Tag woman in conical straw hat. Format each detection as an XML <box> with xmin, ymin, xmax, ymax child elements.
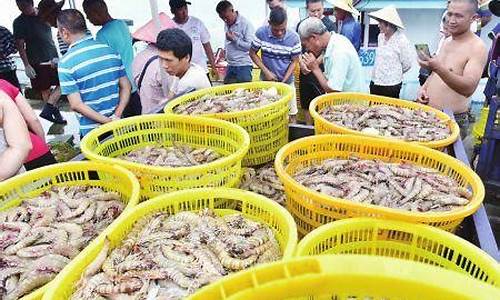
<box><xmin>369</xmin><ymin>5</ymin><xmax>414</xmax><ymax>99</ymax></box>
<box><xmin>329</xmin><ymin>0</ymin><xmax>362</xmax><ymax>51</ymax></box>
<box><xmin>132</xmin><ymin>13</ymin><xmax>176</xmax><ymax>114</ymax></box>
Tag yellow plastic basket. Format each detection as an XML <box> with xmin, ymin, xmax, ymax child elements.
<box><xmin>310</xmin><ymin>92</ymin><xmax>460</xmax><ymax>150</ymax></box>
<box><xmin>42</xmin><ymin>188</ymin><xmax>298</xmax><ymax>300</ymax></box>
<box><xmin>472</xmin><ymin>107</ymin><xmax>490</xmax><ymax>142</ymax></box>
<box><xmin>80</xmin><ymin>114</ymin><xmax>250</xmax><ymax>200</ymax></box>
<box><xmin>0</xmin><ymin>161</ymin><xmax>140</xmax><ymax>300</ymax></box>
<box><xmin>296</xmin><ymin>218</ymin><xmax>500</xmax><ymax>287</ymax></box>
<box><xmin>274</xmin><ymin>134</ymin><xmax>485</xmax><ymax>236</ymax></box>
<box><xmin>187</xmin><ymin>255</ymin><xmax>500</xmax><ymax>300</ymax></box>
<box><xmin>164</xmin><ymin>82</ymin><xmax>294</xmax><ymax>166</ymax></box>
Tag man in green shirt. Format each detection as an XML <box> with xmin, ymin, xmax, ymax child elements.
<box><xmin>82</xmin><ymin>0</ymin><xmax>140</xmax><ymax>117</ymax></box>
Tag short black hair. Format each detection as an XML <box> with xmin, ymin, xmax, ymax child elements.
<box><xmin>216</xmin><ymin>1</ymin><xmax>233</xmax><ymax>14</ymax></box>
<box><xmin>269</xmin><ymin>7</ymin><xmax>287</xmax><ymax>25</ymax></box>
<box><xmin>16</xmin><ymin>0</ymin><xmax>33</xmax><ymax>4</ymax></box>
<box><xmin>448</xmin><ymin>0</ymin><xmax>479</xmax><ymax>14</ymax></box>
<box><xmin>156</xmin><ymin>28</ymin><xmax>192</xmax><ymax>61</ymax></box>
<box><xmin>306</xmin><ymin>0</ymin><xmax>323</xmax><ymax>8</ymax></box>
<box><xmin>82</xmin><ymin>0</ymin><xmax>108</xmax><ymax>12</ymax></box>
<box><xmin>57</xmin><ymin>9</ymin><xmax>88</xmax><ymax>34</ymax></box>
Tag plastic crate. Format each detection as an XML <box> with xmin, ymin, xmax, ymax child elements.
<box><xmin>164</xmin><ymin>82</ymin><xmax>293</xmax><ymax>166</ymax></box>
<box><xmin>477</xmin><ymin>97</ymin><xmax>500</xmax><ymax>182</ymax></box>
<box><xmin>0</xmin><ymin>161</ymin><xmax>140</xmax><ymax>300</ymax></box>
<box><xmin>296</xmin><ymin>218</ymin><xmax>500</xmax><ymax>287</ymax></box>
<box><xmin>42</xmin><ymin>188</ymin><xmax>298</xmax><ymax>300</ymax></box>
<box><xmin>80</xmin><ymin>114</ymin><xmax>250</xmax><ymax>200</ymax></box>
<box><xmin>309</xmin><ymin>92</ymin><xmax>460</xmax><ymax>150</ymax></box>
<box><xmin>186</xmin><ymin>255</ymin><xmax>500</xmax><ymax>300</ymax></box>
<box><xmin>275</xmin><ymin>134</ymin><xmax>485</xmax><ymax>236</ymax></box>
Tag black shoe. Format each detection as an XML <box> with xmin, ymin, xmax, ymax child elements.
<box><xmin>51</xmin><ymin>105</ymin><xmax>67</xmax><ymax>124</ymax></box>
<box><xmin>40</xmin><ymin>104</ymin><xmax>67</xmax><ymax>125</ymax></box>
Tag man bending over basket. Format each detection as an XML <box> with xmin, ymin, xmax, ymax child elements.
<box><xmin>156</xmin><ymin>28</ymin><xmax>211</xmax><ymax>110</ymax></box>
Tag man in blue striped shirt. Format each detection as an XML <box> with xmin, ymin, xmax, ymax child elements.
<box><xmin>57</xmin><ymin>9</ymin><xmax>131</xmax><ymax>137</ymax></box>
<box><xmin>250</xmin><ymin>7</ymin><xmax>301</xmax><ymax>120</ymax></box>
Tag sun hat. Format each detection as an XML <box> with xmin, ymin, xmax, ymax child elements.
<box><xmin>132</xmin><ymin>13</ymin><xmax>177</xmax><ymax>44</ymax></box>
<box><xmin>329</xmin><ymin>0</ymin><xmax>360</xmax><ymax>16</ymax></box>
<box><xmin>368</xmin><ymin>5</ymin><xmax>405</xmax><ymax>29</ymax></box>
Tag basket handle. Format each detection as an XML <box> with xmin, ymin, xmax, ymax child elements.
<box><xmin>97</xmin><ymin>131</ymin><xmax>114</xmax><ymax>143</ymax></box>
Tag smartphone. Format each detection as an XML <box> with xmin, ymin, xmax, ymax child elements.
<box><xmin>415</xmin><ymin>44</ymin><xmax>431</xmax><ymax>59</ymax></box>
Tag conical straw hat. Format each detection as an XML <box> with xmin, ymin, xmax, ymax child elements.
<box><xmin>132</xmin><ymin>13</ymin><xmax>177</xmax><ymax>44</ymax></box>
<box><xmin>328</xmin><ymin>0</ymin><xmax>360</xmax><ymax>16</ymax></box>
<box><xmin>369</xmin><ymin>5</ymin><xmax>405</xmax><ymax>29</ymax></box>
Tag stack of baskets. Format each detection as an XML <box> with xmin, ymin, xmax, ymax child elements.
<box><xmin>309</xmin><ymin>92</ymin><xmax>460</xmax><ymax>150</ymax></box>
<box><xmin>80</xmin><ymin>114</ymin><xmax>250</xmax><ymax>200</ymax></box>
<box><xmin>186</xmin><ymin>218</ymin><xmax>500</xmax><ymax>299</ymax></box>
<box><xmin>0</xmin><ymin>162</ymin><xmax>141</xmax><ymax>299</ymax></box>
<box><xmin>273</xmin><ymin>93</ymin><xmax>483</xmax><ymax>236</ymax></box>
<box><xmin>42</xmin><ymin>188</ymin><xmax>298</xmax><ymax>299</ymax></box>
<box><xmin>2</xmin><ymin>84</ymin><xmax>495</xmax><ymax>299</ymax></box>
<box><xmin>164</xmin><ymin>82</ymin><xmax>294</xmax><ymax>166</ymax></box>
<box><xmin>186</xmin><ymin>255</ymin><xmax>499</xmax><ymax>299</ymax></box>
<box><xmin>275</xmin><ymin>134</ymin><xmax>485</xmax><ymax>236</ymax></box>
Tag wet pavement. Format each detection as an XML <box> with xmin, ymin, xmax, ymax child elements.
<box><xmin>28</xmin><ymin>99</ymin><xmax>80</xmax><ymax>145</ymax></box>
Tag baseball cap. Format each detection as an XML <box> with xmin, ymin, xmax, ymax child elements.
<box><xmin>489</xmin><ymin>0</ymin><xmax>500</xmax><ymax>17</ymax></box>
<box><xmin>169</xmin><ymin>0</ymin><xmax>191</xmax><ymax>10</ymax></box>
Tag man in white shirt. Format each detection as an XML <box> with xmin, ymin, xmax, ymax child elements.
<box><xmin>299</xmin><ymin>17</ymin><xmax>365</xmax><ymax>93</ymax></box>
<box><xmin>265</xmin><ymin>0</ymin><xmax>300</xmax><ymax>31</ymax></box>
<box><xmin>169</xmin><ymin>0</ymin><xmax>218</xmax><ymax>80</ymax></box>
<box><xmin>156</xmin><ymin>28</ymin><xmax>211</xmax><ymax>105</ymax></box>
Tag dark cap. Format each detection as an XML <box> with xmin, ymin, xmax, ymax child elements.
<box><xmin>38</xmin><ymin>0</ymin><xmax>65</xmax><ymax>19</ymax></box>
<box><xmin>489</xmin><ymin>0</ymin><xmax>500</xmax><ymax>17</ymax></box>
<box><xmin>169</xmin><ymin>0</ymin><xmax>191</xmax><ymax>10</ymax></box>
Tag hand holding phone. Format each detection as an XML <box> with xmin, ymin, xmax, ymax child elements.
<box><xmin>415</xmin><ymin>44</ymin><xmax>431</xmax><ymax>60</ymax></box>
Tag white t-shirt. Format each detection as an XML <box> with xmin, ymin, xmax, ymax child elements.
<box><xmin>167</xmin><ymin>63</ymin><xmax>211</xmax><ymax>99</ymax></box>
<box><xmin>175</xmin><ymin>16</ymin><xmax>211</xmax><ymax>71</ymax></box>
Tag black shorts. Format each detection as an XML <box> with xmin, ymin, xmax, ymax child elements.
<box><xmin>299</xmin><ymin>71</ymin><xmax>324</xmax><ymax>110</ymax></box>
<box><xmin>0</xmin><ymin>70</ymin><xmax>21</xmax><ymax>89</ymax></box>
<box><xmin>369</xmin><ymin>82</ymin><xmax>402</xmax><ymax>99</ymax></box>
<box><xmin>30</xmin><ymin>63</ymin><xmax>59</xmax><ymax>92</ymax></box>
<box><xmin>24</xmin><ymin>151</ymin><xmax>57</xmax><ymax>171</ymax></box>
<box><xmin>122</xmin><ymin>91</ymin><xmax>142</xmax><ymax>118</ymax></box>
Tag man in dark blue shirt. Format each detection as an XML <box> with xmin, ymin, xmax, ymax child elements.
<box><xmin>332</xmin><ymin>0</ymin><xmax>362</xmax><ymax>51</ymax></box>
<box><xmin>0</xmin><ymin>26</ymin><xmax>20</xmax><ymax>89</ymax></box>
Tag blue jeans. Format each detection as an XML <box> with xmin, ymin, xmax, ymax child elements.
<box><xmin>224</xmin><ymin>66</ymin><xmax>253</xmax><ymax>84</ymax></box>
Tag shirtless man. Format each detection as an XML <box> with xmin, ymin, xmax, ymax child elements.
<box><xmin>417</xmin><ymin>0</ymin><xmax>487</xmax><ymax>138</ymax></box>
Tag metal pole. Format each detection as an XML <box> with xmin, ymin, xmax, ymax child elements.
<box><xmin>149</xmin><ymin>0</ymin><xmax>161</xmax><ymax>31</ymax></box>
<box><xmin>69</xmin><ymin>0</ymin><xmax>76</xmax><ymax>9</ymax></box>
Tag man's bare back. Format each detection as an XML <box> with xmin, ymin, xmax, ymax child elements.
<box><xmin>425</xmin><ymin>32</ymin><xmax>487</xmax><ymax>113</ymax></box>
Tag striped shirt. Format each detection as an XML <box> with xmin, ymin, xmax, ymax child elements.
<box><xmin>0</xmin><ymin>26</ymin><xmax>17</xmax><ymax>72</ymax></box>
<box><xmin>58</xmin><ymin>35</ymin><xmax>126</xmax><ymax>136</ymax></box>
<box><xmin>57</xmin><ymin>32</ymin><xmax>69</xmax><ymax>56</ymax></box>
<box><xmin>251</xmin><ymin>26</ymin><xmax>301</xmax><ymax>84</ymax></box>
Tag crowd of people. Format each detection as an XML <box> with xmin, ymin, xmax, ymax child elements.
<box><xmin>0</xmin><ymin>0</ymin><xmax>496</xmax><ymax>181</ymax></box>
